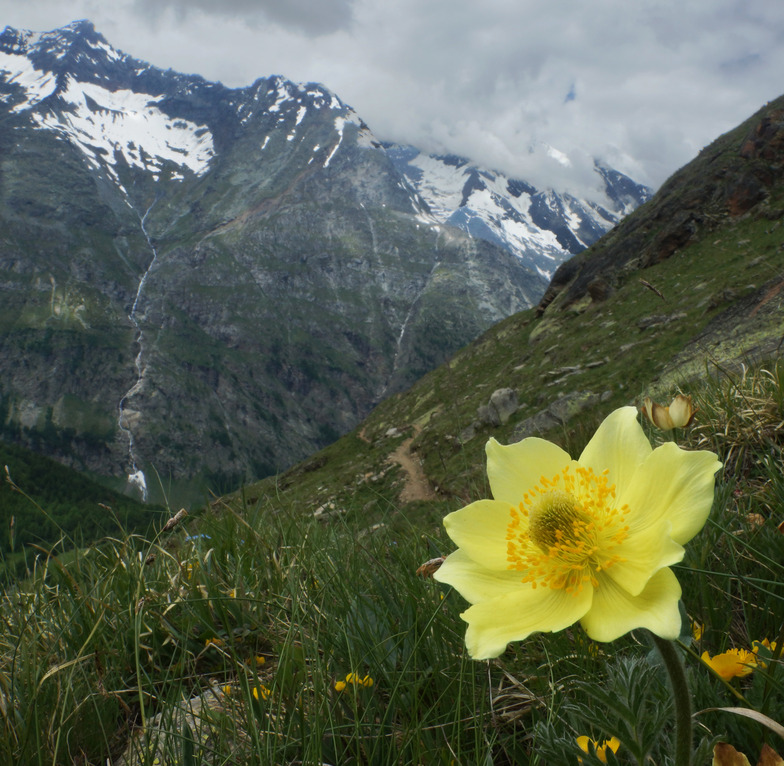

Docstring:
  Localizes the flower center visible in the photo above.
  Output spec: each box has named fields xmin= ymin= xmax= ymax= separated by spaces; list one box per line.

xmin=505 ymin=464 xmax=629 ymax=594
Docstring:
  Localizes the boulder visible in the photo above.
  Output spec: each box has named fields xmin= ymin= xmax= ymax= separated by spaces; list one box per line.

xmin=511 ymin=390 xmax=601 ymax=442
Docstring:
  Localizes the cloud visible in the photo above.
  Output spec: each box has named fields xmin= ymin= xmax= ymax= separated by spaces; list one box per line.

xmin=129 ymin=0 xmax=356 ymax=35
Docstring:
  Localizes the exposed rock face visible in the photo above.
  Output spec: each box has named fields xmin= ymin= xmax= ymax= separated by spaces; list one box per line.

xmin=0 ymin=21 xmax=549 ymax=505
xmin=511 ymin=391 xmax=602 ymax=442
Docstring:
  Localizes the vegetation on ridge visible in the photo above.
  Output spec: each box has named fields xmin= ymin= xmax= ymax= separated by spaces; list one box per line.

xmin=0 ymin=442 xmax=165 ymax=581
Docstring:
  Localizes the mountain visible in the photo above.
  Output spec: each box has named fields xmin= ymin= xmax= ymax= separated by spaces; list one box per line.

xmin=234 ymin=91 xmax=784 ymax=527
xmin=0 ymin=20 xmax=646 ymax=507
xmin=384 ymin=144 xmax=651 ymax=280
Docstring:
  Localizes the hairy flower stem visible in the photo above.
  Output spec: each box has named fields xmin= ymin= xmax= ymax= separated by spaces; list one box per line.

xmin=650 ymin=633 xmax=692 ymax=766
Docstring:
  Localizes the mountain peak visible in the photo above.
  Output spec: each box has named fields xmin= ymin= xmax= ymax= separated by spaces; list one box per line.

xmin=61 ymin=18 xmax=97 ymax=35
xmin=0 ymin=19 xmax=124 ymax=81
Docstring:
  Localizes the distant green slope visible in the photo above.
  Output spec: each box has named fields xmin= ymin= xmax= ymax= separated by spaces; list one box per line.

xmin=0 ymin=439 xmax=166 ymax=578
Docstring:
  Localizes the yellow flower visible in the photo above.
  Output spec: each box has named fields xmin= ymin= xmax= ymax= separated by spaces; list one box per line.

xmin=577 ymin=735 xmax=621 ymax=763
xmin=752 ymin=638 xmax=777 ymax=655
xmin=252 ymin=684 xmax=271 ymax=700
xmin=434 ymin=407 xmax=721 ymax=659
xmin=752 ymin=639 xmax=778 ymax=669
xmin=701 ymin=648 xmax=758 ymax=680
xmin=691 ymin=620 xmax=704 ymax=642
xmin=337 ymin=672 xmax=374 ymax=689
xmin=642 ymin=394 xmax=697 ymax=430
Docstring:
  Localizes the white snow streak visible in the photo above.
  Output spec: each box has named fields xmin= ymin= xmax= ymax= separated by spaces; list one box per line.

xmin=324 ymin=116 xmax=345 ymax=167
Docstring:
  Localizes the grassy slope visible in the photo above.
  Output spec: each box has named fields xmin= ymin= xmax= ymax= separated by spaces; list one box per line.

xmin=0 ymin=441 xmax=167 ymax=579
xmin=1 ymin=97 xmax=783 ymax=765
xmin=232 ymin=170 xmax=783 ymax=537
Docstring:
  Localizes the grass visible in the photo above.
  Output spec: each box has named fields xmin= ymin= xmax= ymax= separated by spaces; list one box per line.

xmin=0 ymin=359 xmax=782 ymax=764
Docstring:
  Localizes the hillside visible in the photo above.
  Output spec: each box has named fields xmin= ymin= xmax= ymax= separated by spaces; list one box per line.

xmin=232 ymin=93 xmax=784 ymax=529
xmin=0 ymin=440 xmax=165 ymax=579
xmin=0 ymin=92 xmax=782 ymax=766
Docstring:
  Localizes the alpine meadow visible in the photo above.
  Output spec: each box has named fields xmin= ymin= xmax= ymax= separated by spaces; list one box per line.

xmin=0 ymin=18 xmax=783 ymax=766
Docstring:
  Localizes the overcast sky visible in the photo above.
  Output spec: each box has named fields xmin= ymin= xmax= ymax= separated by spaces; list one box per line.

xmin=3 ymin=0 xmax=784 ymax=195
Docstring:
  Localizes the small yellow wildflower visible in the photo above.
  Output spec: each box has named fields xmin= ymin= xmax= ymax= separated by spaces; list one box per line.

xmin=205 ymin=637 xmax=224 ymax=648
xmin=691 ymin=620 xmax=704 ymax=642
xmin=222 ymin=684 xmax=232 ymax=696
xmin=752 ymin=638 xmax=777 ymax=654
xmin=701 ymin=648 xmax=758 ymax=680
xmin=252 ymin=684 xmax=271 ymax=701
xmin=752 ymin=639 xmax=778 ymax=668
xmin=434 ymin=407 xmax=721 ymax=658
xmin=336 ymin=672 xmax=374 ymax=690
xmin=577 ymin=735 xmax=621 ymax=763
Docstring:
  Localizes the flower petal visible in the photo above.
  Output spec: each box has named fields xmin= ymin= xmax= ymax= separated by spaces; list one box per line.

xmin=434 ymin=548 xmax=527 ymax=603
xmin=668 ymin=394 xmax=696 ymax=428
xmin=461 ymin=584 xmax=594 ymax=659
xmin=580 ymin=567 xmax=682 ymax=642
xmin=579 ymin=406 xmax=651 ymax=494
xmin=605 ymin=521 xmax=685 ymax=596
xmin=486 ymin=436 xmax=572 ymax=506
xmin=619 ymin=442 xmax=722 ymax=545
xmin=442 ymin=499 xmax=515 ymax=570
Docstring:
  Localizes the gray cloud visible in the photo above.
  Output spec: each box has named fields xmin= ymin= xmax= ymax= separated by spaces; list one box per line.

xmin=130 ymin=0 xmax=356 ymax=35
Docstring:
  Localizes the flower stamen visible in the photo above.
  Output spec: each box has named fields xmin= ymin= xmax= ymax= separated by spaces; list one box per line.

xmin=505 ymin=465 xmax=629 ymax=594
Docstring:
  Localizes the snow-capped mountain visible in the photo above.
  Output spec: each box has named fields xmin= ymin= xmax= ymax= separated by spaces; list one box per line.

xmin=0 ymin=20 xmax=383 ymax=200
xmin=0 ymin=20 xmax=650 ymax=507
xmin=385 ymin=145 xmax=652 ymax=279
xmin=0 ymin=20 xmax=553 ymax=505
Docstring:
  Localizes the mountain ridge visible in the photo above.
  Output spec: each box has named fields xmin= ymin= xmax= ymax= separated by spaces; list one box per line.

xmin=0 ymin=20 xmax=648 ymax=507
xmin=383 ymin=144 xmax=651 ymax=280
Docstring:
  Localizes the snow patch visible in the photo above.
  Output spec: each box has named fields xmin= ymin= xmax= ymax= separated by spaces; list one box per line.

xmin=324 ymin=115 xmax=345 ymax=167
xmin=29 ymin=76 xmax=215 ymax=177
xmin=0 ymin=50 xmax=57 ymax=110
xmin=86 ymin=38 xmax=122 ymax=62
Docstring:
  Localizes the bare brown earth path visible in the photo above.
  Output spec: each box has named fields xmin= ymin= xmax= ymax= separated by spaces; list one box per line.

xmin=387 ymin=426 xmax=438 ymax=503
